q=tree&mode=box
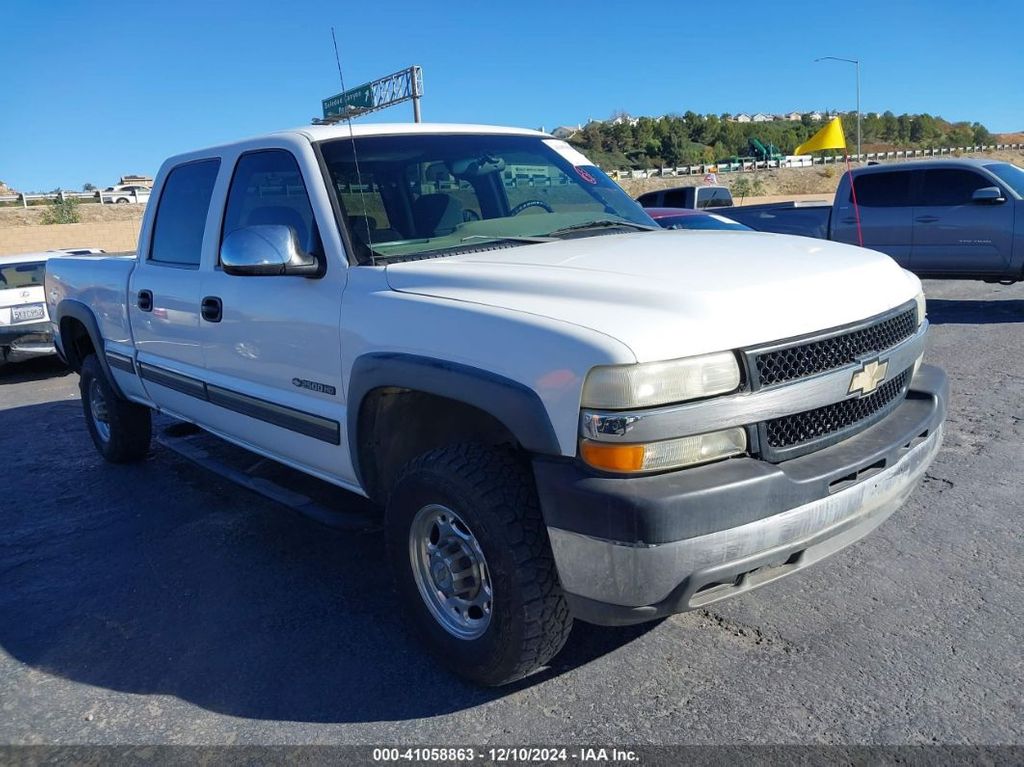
[731,176,765,203]
[83,182,96,191]
[41,195,80,224]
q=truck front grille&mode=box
[752,307,917,388]
[759,367,912,461]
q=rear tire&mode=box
[80,354,151,463]
[385,443,572,686]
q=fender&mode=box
[347,352,562,484]
[56,299,126,399]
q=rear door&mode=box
[832,170,914,266]
[911,167,1014,276]
[198,145,352,482]
[129,158,220,420]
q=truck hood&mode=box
[384,230,920,363]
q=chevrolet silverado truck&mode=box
[45,124,948,685]
[727,159,1024,283]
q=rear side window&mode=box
[636,191,659,207]
[849,171,912,207]
[149,159,220,266]
[222,150,318,255]
[917,169,990,206]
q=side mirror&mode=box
[220,225,321,277]
[972,186,1005,204]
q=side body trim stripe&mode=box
[137,362,340,445]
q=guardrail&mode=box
[609,142,1023,180]
[0,190,101,207]
[0,190,152,207]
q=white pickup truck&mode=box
[45,123,948,685]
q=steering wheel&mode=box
[462,209,481,222]
[510,199,554,216]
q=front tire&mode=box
[80,354,152,463]
[386,444,572,686]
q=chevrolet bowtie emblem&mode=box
[848,359,889,397]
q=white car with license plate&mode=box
[1,249,104,365]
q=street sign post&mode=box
[318,66,423,124]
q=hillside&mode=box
[569,112,1000,170]
[617,148,1024,200]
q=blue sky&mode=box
[2,0,1022,191]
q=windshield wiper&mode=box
[460,234,556,244]
[544,219,659,237]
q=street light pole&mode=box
[814,56,861,162]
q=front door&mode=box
[198,147,352,483]
[911,168,1014,276]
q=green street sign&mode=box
[322,84,374,118]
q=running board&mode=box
[155,422,380,532]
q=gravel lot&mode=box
[1,279,1021,746]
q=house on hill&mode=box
[752,113,773,123]
[731,113,751,123]
[551,125,580,139]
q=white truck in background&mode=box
[45,123,947,685]
[100,184,151,205]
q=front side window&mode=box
[222,150,318,255]
[149,159,220,266]
[320,134,655,263]
[917,169,990,206]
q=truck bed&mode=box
[726,202,832,239]
[45,253,136,347]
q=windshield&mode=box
[984,163,1024,198]
[657,213,750,231]
[0,262,45,290]
[319,134,656,263]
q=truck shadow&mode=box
[0,400,657,724]
[0,356,69,384]
[925,298,1024,325]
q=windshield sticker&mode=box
[574,166,597,184]
[543,139,593,167]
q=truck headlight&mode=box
[915,291,926,326]
[580,428,747,473]
[581,351,741,410]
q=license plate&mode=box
[12,303,45,322]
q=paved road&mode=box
[1,280,1022,745]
